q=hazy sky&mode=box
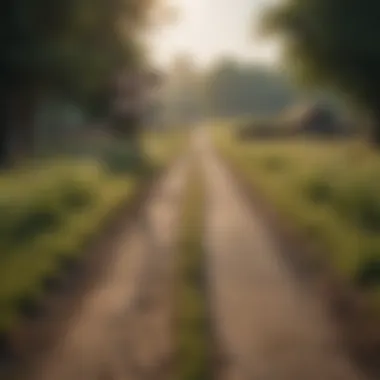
[149,0,281,69]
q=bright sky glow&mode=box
[149,0,281,69]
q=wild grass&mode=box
[213,126,380,306]
[0,131,188,335]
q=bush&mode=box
[303,165,380,232]
[0,131,185,334]
[332,174,380,232]
[0,159,138,333]
[304,172,334,204]
[0,169,100,252]
[102,145,141,173]
[58,178,96,210]
[355,258,380,288]
[10,200,63,244]
[100,140,155,176]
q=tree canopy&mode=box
[261,0,380,143]
[1,0,162,103]
[158,56,345,126]
[0,0,167,164]
[202,58,300,119]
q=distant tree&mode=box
[202,58,299,119]
[109,69,163,145]
[160,54,204,125]
[261,0,380,145]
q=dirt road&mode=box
[11,128,375,380]
[24,154,190,380]
[200,129,370,380]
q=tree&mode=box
[159,54,204,126]
[0,0,163,165]
[201,57,299,119]
[260,0,380,145]
[109,69,163,144]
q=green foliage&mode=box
[102,143,145,174]
[237,117,290,140]
[0,131,186,334]
[160,55,347,128]
[236,103,351,141]
[304,171,333,203]
[356,258,380,288]
[0,167,99,252]
[1,0,159,104]
[202,59,300,119]
[0,159,132,332]
[261,0,380,135]
[142,129,190,170]
[304,167,380,232]
[214,126,380,297]
[332,173,380,232]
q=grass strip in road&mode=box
[176,163,210,380]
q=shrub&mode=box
[102,145,141,173]
[58,178,96,211]
[304,172,334,204]
[0,173,99,251]
[355,258,380,288]
[0,131,183,334]
[333,175,380,232]
[9,199,63,244]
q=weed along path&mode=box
[200,129,371,380]
[23,154,190,380]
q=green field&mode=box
[0,131,188,335]
[214,126,380,308]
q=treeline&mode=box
[159,55,347,126]
[1,0,163,166]
[260,0,380,146]
[202,59,300,119]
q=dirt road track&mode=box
[23,154,190,380]
[8,128,377,380]
[200,129,371,380]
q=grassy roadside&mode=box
[213,125,380,309]
[175,161,209,380]
[0,131,188,339]
[142,130,189,171]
